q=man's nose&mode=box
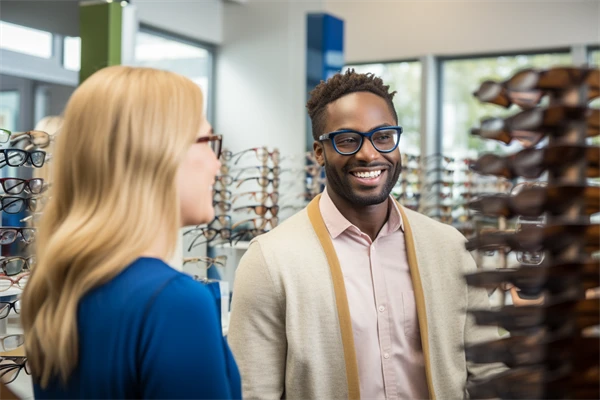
[354,138,380,162]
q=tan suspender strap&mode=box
[307,195,361,400]
[396,201,436,400]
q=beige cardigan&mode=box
[228,196,505,400]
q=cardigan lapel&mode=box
[396,201,437,400]
[307,195,361,400]
[306,195,436,400]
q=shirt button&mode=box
[383,353,390,359]
[378,305,386,312]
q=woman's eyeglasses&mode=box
[0,195,43,214]
[0,149,46,168]
[0,256,35,276]
[318,126,402,156]
[0,273,30,291]
[0,178,45,195]
[196,134,223,159]
[0,299,20,319]
[0,356,31,384]
[0,227,35,245]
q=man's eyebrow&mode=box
[332,123,394,132]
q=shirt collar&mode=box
[319,187,404,240]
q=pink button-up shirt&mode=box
[320,188,429,400]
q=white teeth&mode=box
[352,170,382,179]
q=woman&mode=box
[20,66,240,399]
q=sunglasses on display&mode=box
[0,273,30,292]
[465,258,599,299]
[0,149,46,168]
[469,297,600,333]
[0,178,45,195]
[318,126,403,156]
[0,227,35,245]
[231,191,280,204]
[466,362,599,400]
[505,66,599,93]
[466,222,599,255]
[473,80,546,109]
[183,255,227,269]
[471,106,599,148]
[195,134,223,159]
[471,145,600,180]
[233,205,279,217]
[468,184,600,219]
[233,147,280,165]
[0,195,44,214]
[0,356,31,384]
[235,177,280,189]
[232,217,279,231]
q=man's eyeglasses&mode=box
[0,227,35,245]
[471,145,599,180]
[0,196,44,214]
[0,178,45,195]
[196,134,223,159]
[318,126,403,156]
[0,149,46,168]
[0,256,35,276]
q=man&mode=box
[228,70,505,400]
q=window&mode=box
[135,28,214,117]
[441,52,572,159]
[0,21,52,59]
[589,48,600,65]
[63,36,81,71]
[344,61,422,155]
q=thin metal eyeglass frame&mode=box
[318,126,403,156]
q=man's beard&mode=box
[324,159,402,207]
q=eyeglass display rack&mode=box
[463,66,600,399]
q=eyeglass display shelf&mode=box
[211,241,251,251]
[0,288,21,298]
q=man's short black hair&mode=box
[306,69,398,140]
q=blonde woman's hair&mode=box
[34,115,63,183]
[20,66,204,388]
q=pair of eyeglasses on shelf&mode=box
[424,168,455,178]
[0,227,35,245]
[0,300,20,320]
[318,126,403,156]
[234,205,279,217]
[9,130,54,149]
[305,164,323,176]
[396,192,421,201]
[0,256,35,276]
[214,174,234,188]
[183,255,227,269]
[184,227,232,251]
[0,334,24,352]
[0,178,45,195]
[230,228,268,245]
[0,273,29,292]
[0,195,44,214]
[231,166,288,181]
[468,184,600,219]
[465,258,599,299]
[471,106,599,148]
[0,129,12,143]
[231,191,279,204]
[471,144,599,181]
[213,190,232,202]
[0,356,31,384]
[235,177,280,189]
[0,149,46,168]
[212,201,232,213]
[232,147,280,165]
[232,217,279,230]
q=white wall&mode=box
[135,0,223,44]
[325,0,600,62]
[215,0,325,155]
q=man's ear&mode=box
[313,141,325,166]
